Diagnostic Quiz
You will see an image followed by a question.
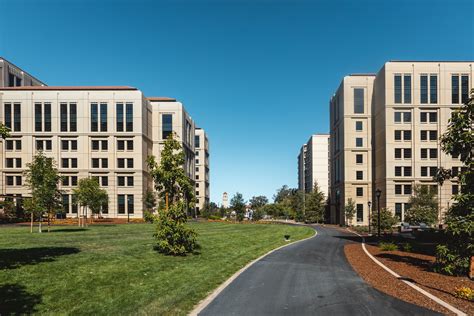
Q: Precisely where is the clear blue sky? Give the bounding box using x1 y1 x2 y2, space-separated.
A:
1 0 473 203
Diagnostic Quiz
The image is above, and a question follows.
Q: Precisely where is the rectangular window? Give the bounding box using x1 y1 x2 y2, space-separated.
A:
356 154 363 164
429 130 437 141
127 159 134 168
195 135 201 148
118 195 125 214
6 140 14 150
6 176 14 186
62 176 70 186
420 75 428 104
353 88 364 114
452 185 459 195
71 176 78 186
127 195 134 214
429 167 437 177
430 148 438 159
118 159 125 168
4 103 11 129
403 130 411 141
6 158 14 168
395 185 402 195
394 75 402 103
404 148 412 159
92 158 99 168
404 167 412 177
127 140 133 150
162 114 173 139
355 121 363 131
421 130 427 141
452 75 459 104
429 112 437 123
420 112 427 123
13 104 21 132
60 103 68 132
70 103 77 131
125 103 133 132
356 171 363 180
395 148 402 159
395 203 402 220
102 158 108 168
71 159 77 168
118 176 125 186
116 103 124 132
62 158 69 168
356 138 363 147
101 176 108 187
356 187 363 197
356 204 363 222
91 103 98 132
403 112 411 123
100 103 107 132
394 130 401 141
102 140 108 150
117 140 125 151
127 176 134 186
61 140 69 151
62 194 70 214
421 148 428 159
404 75 411 103
404 185 412 195
44 103 51 131
395 166 402 177
430 75 438 104
421 167 428 177
394 112 401 123
461 75 469 104
92 140 99 151
35 103 42 132
452 167 459 177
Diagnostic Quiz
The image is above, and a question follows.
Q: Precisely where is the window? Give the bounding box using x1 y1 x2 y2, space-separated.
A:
403 130 411 141
395 131 401 141
117 158 133 168
91 139 108 151
356 138 363 147
60 103 68 131
404 166 412 177
396 130 411 141
100 103 107 132
126 103 133 132
117 140 133 151
61 158 77 168
92 140 100 151
4 103 12 130
355 121 363 131
356 204 363 222
5 175 22 186
61 139 77 151
101 177 108 187
36 139 52 151
395 203 402 220
430 75 438 104
91 103 98 132
5 140 13 151
70 103 77 131
420 75 428 104
429 112 437 123
453 74 470 104
421 167 437 177
394 75 402 103
356 187 363 197
452 185 459 195
461 75 469 103
354 88 364 113
162 114 173 139
395 185 402 195
394 112 411 123
195 135 201 148
430 148 438 159
116 103 124 132
92 158 100 168
35 103 42 132
62 194 70 214
356 154 363 164
127 159 133 168
118 176 125 186
44 103 51 131
395 166 402 177
395 148 402 159
430 130 437 141
118 195 125 214
127 195 134 214
117 140 125 151
421 167 428 177
127 176 134 186
356 171 363 180
12 103 21 132
404 75 411 103
404 148 412 159
5 139 22 151
404 185 412 195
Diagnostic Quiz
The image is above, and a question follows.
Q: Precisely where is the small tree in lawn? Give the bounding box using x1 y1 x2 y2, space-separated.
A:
24 152 62 233
344 198 356 226
434 88 474 276
23 197 42 233
231 193 246 222
147 133 198 255
404 185 438 226
305 183 326 223
371 208 398 234
73 178 108 227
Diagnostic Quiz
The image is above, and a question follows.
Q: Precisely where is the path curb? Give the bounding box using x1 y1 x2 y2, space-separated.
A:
189 226 317 316
348 229 466 316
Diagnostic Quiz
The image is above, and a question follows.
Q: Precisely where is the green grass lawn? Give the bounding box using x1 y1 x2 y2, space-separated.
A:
0 221 314 315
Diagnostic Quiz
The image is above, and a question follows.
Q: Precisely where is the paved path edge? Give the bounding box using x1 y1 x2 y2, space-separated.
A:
347 229 466 316
189 226 318 316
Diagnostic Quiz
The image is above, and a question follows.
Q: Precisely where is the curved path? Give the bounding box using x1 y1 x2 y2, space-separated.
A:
200 225 438 315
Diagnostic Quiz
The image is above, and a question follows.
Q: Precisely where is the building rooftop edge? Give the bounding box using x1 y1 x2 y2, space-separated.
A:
0 86 138 91
147 96 177 102
0 56 47 86
388 60 474 63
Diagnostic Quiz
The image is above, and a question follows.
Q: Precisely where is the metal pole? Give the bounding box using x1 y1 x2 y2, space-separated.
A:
368 202 371 234
377 195 381 238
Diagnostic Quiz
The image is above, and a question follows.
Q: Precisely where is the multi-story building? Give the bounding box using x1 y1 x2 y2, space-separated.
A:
329 61 473 226
297 134 330 197
0 57 45 87
194 128 210 213
0 86 202 219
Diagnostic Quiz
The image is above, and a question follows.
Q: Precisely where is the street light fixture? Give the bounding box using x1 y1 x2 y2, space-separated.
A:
367 201 372 235
376 189 382 238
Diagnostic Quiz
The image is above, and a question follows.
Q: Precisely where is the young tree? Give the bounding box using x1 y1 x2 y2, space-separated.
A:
230 192 246 222
304 183 326 223
344 198 356 226
73 178 108 227
249 195 268 210
434 89 474 275
371 208 398 233
143 190 157 212
404 185 438 225
23 197 42 233
24 152 62 233
146 134 198 255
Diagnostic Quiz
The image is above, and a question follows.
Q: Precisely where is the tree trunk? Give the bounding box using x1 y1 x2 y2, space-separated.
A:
30 212 33 233
38 216 42 233
78 209 80 227
85 207 88 227
47 212 51 233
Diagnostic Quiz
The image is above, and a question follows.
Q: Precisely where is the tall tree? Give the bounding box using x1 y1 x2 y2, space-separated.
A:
249 195 268 210
230 192 246 222
434 88 474 275
73 178 108 227
24 152 62 233
405 185 438 225
304 183 326 223
147 134 198 255
344 198 356 226
143 190 157 213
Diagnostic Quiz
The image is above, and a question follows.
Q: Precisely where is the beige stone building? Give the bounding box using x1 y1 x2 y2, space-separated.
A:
330 61 473 226
194 128 210 213
297 134 330 197
0 86 204 219
0 57 46 87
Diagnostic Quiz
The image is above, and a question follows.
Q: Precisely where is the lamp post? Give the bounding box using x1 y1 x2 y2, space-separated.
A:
336 189 341 226
367 201 372 235
127 196 130 224
376 189 382 238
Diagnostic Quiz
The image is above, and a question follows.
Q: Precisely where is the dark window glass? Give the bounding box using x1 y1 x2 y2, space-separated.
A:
404 185 412 195
404 75 411 103
118 158 125 168
15 140 21 150
356 187 363 196
92 140 99 150
429 112 437 123
126 103 133 132
356 171 363 180
35 104 42 131
71 159 77 168
71 140 77 151
195 135 201 148
395 148 402 159
71 176 78 186
420 112 427 123
452 185 459 195
430 148 438 159
60 103 68 132
127 159 134 168
62 194 70 213
62 140 69 150
127 176 134 186
395 185 402 195
100 103 107 132
452 167 459 177
6 158 13 168
36 140 43 151
356 138 363 147
117 140 125 150
8 73 15 87
6 140 13 150
452 75 459 104
404 167 412 177
394 130 401 140
429 130 437 140
6 176 14 186
118 195 125 214
421 167 428 177
16 176 22 186
461 75 469 104
70 103 77 131
102 159 108 168
420 75 428 103
45 140 52 150
356 154 363 164
102 140 108 150
403 130 411 140
91 103 98 132
354 88 364 113
394 112 401 123
4 103 11 129
127 195 134 214
127 140 133 150
355 121 363 131
394 75 402 103
430 167 437 177
162 114 173 139
118 176 125 186
395 166 402 176
102 177 108 187
92 158 99 168
356 204 363 222
44 103 51 131
62 158 69 168
404 148 412 159
430 75 438 104
62 177 69 186
421 130 427 141
403 112 411 122
421 149 427 159
116 103 124 132
71 195 78 213
13 104 21 132
395 203 402 219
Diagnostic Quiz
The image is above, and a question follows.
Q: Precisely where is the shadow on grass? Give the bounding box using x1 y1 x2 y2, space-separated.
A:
0 284 41 314
376 253 433 271
0 247 80 269
50 228 88 233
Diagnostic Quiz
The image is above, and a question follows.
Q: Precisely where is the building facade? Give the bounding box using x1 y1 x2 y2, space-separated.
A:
329 61 473 226
298 134 330 197
194 128 210 213
0 57 45 87
0 87 204 219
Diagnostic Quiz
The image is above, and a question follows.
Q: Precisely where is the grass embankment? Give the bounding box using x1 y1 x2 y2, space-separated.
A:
0 221 314 315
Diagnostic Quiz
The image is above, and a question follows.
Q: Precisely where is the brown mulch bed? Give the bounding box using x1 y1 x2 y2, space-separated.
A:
345 240 474 315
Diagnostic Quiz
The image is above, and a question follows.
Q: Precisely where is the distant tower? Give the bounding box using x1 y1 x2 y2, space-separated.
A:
222 192 229 208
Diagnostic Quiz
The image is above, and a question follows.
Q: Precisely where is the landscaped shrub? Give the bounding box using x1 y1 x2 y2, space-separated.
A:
434 244 470 276
454 286 474 301
379 242 398 251
208 215 221 220
143 210 156 223
371 208 398 233
401 242 413 252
